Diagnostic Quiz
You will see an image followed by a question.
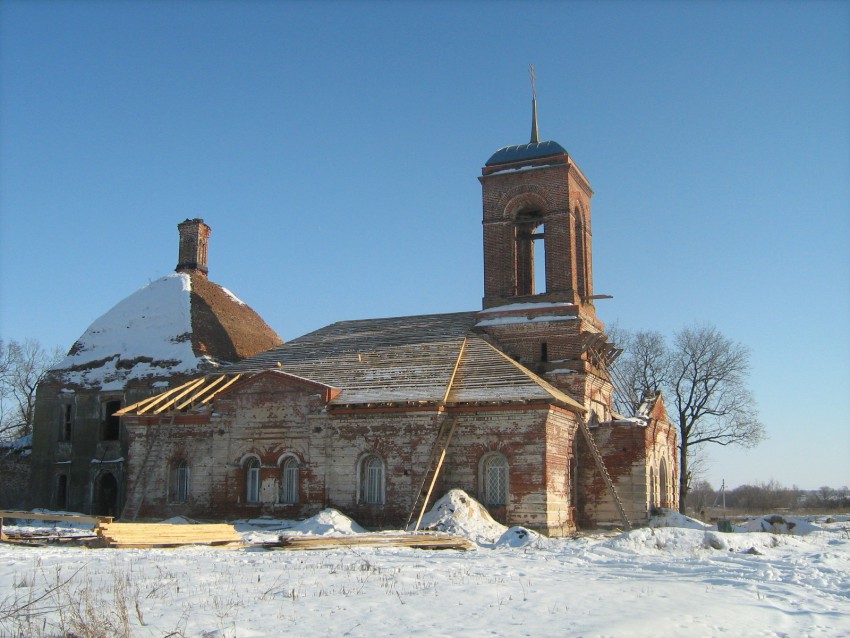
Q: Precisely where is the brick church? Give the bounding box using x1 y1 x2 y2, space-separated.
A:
31 100 678 534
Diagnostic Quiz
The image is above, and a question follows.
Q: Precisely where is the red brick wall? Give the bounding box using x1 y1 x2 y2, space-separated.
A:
480 159 593 308
125 374 583 533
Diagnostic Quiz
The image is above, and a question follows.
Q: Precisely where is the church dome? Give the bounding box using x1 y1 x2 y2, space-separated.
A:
485 140 568 167
50 220 282 390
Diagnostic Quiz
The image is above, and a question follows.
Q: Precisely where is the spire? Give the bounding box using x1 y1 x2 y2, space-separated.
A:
529 64 540 144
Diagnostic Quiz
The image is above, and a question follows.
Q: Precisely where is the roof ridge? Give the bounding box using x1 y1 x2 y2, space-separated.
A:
477 340 585 412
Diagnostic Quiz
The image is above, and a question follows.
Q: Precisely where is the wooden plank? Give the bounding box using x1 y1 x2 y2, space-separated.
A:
441 338 467 405
0 511 113 525
199 373 242 404
95 522 242 547
118 381 195 416
269 533 474 551
152 377 209 414
413 416 458 532
175 374 228 410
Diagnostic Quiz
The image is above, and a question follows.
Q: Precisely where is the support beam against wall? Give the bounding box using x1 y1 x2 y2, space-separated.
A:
412 415 459 532
578 418 631 529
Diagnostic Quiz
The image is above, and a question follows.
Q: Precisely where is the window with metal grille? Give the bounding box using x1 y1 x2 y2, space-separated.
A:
246 458 261 503
361 455 385 505
483 454 508 506
280 457 299 505
170 460 189 503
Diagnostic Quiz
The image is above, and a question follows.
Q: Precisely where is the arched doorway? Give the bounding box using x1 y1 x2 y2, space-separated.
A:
659 458 669 508
94 472 119 517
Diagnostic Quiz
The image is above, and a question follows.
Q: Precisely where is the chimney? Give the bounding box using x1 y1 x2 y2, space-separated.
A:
176 218 211 276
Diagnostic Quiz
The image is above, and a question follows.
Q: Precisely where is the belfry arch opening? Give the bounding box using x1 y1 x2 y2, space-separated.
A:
574 206 589 300
515 210 546 296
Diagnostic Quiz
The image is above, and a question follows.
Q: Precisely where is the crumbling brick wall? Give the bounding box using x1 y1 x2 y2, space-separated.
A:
125 374 584 535
0 451 32 510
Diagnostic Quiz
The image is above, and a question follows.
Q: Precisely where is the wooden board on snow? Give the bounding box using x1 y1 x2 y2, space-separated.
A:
265 533 475 551
95 522 243 548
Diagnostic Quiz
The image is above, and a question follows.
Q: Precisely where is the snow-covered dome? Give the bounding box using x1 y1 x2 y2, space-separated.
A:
51 272 282 391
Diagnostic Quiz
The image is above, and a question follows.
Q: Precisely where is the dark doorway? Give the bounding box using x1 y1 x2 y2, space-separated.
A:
94 472 119 517
56 474 68 510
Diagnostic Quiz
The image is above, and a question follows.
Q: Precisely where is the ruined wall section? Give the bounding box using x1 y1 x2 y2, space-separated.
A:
645 417 680 512
31 381 162 513
575 422 650 527
0 450 32 510
441 408 551 533
542 407 580 534
127 375 327 521
125 387 566 533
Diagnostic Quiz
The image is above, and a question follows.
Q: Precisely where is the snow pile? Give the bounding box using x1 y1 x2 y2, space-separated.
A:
494 526 550 549
604 527 712 555
283 509 367 536
231 510 367 543
649 508 707 530
606 526 778 556
744 514 823 535
414 489 509 545
160 516 198 525
52 274 217 390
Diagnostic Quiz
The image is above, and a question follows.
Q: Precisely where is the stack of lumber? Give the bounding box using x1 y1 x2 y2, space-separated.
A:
95 522 243 548
268 533 475 551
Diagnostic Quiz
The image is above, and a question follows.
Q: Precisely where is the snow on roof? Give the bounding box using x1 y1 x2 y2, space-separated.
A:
475 314 578 327
51 274 218 390
220 286 246 306
478 301 576 314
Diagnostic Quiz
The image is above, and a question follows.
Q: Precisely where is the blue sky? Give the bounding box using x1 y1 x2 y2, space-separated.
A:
1 1 847 490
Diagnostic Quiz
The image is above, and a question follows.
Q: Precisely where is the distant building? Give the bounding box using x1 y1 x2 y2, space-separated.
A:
31 105 679 532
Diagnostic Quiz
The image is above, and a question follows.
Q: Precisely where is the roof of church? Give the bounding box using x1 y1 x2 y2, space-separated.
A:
485 140 568 166
118 312 585 414
50 272 282 391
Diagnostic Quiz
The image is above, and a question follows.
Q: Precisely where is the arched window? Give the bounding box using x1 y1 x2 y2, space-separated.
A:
359 454 385 505
481 453 509 507
170 460 190 503
280 456 299 505
649 466 656 510
575 207 588 300
245 457 261 503
515 211 545 296
658 457 669 508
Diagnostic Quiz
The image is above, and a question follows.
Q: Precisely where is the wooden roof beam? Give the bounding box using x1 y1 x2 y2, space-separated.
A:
152 377 209 414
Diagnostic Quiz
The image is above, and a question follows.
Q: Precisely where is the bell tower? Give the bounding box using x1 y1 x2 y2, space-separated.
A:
479 100 595 311
477 79 616 417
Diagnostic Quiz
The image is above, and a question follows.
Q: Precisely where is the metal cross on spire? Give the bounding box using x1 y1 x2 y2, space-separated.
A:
529 64 540 144
530 64 537 100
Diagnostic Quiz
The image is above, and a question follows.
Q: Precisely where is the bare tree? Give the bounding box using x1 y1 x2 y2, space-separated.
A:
0 339 64 441
611 324 765 513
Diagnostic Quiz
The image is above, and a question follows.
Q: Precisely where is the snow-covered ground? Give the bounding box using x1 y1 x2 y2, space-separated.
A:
2 495 848 637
